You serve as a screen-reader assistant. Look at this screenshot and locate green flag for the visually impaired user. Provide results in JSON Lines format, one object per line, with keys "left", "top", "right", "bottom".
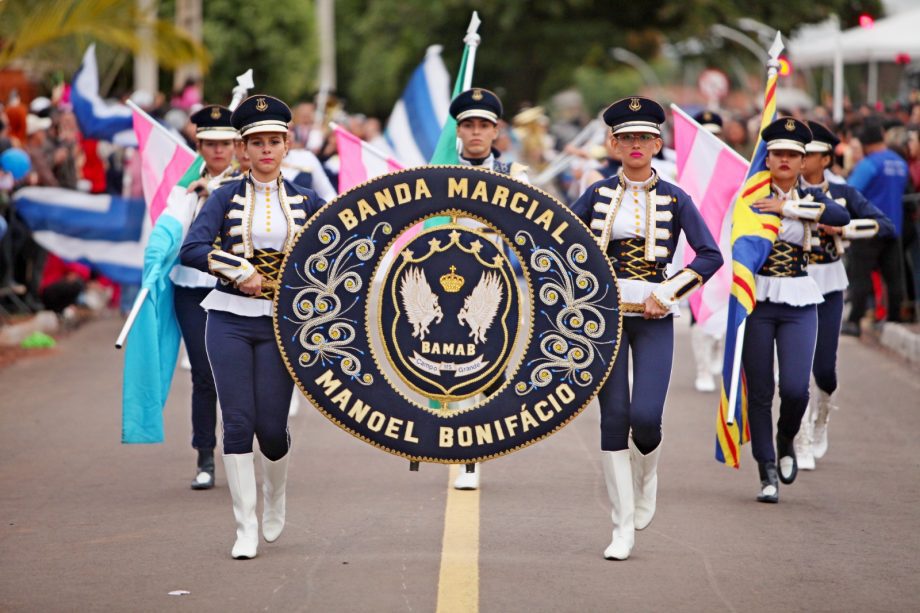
{"left": 428, "top": 44, "right": 470, "bottom": 165}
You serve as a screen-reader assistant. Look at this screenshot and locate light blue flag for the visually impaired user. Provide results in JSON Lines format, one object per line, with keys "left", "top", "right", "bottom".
{"left": 121, "top": 158, "right": 203, "bottom": 443}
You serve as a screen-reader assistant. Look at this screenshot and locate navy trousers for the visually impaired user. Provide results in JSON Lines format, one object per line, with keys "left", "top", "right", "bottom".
{"left": 598, "top": 316, "right": 674, "bottom": 453}
{"left": 812, "top": 290, "right": 844, "bottom": 395}
{"left": 204, "top": 309, "right": 294, "bottom": 460}
{"left": 174, "top": 286, "right": 218, "bottom": 450}
{"left": 742, "top": 300, "right": 818, "bottom": 464}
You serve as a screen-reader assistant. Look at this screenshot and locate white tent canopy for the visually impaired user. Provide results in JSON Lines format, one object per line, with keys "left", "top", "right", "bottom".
{"left": 789, "top": 8, "right": 920, "bottom": 68}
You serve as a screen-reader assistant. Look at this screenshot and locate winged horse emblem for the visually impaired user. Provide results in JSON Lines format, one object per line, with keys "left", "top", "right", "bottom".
{"left": 399, "top": 266, "right": 443, "bottom": 340}
{"left": 457, "top": 272, "right": 503, "bottom": 344}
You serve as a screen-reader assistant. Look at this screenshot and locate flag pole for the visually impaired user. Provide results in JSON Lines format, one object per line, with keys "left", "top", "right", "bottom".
{"left": 117, "top": 70, "right": 254, "bottom": 349}
{"left": 725, "top": 31, "right": 783, "bottom": 425}
{"left": 115, "top": 288, "right": 149, "bottom": 349}
{"left": 461, "top": 12, "right": 481, "bottom": 90}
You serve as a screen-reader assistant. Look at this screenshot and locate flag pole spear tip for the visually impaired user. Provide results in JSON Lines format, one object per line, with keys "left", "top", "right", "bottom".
{"left": 236, "top": 69, "right": 254, "bottom": 90}
{"left": 767, "top": 31, "right": 784, "bottom": 68}
{"left": 465, "top": 11, "right": 481, "bottom": 46}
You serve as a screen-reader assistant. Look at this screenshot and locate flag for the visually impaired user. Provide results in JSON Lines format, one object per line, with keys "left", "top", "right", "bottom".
{"left": 715, "top": 69, "right": 782, "bottom": 468}
{"left": 121, "top": 111, "right": 202, "bottom": 443}
{"left": 13, "top": 187, "right": 147, "bottom": 285}
{"left": 133, "top": 110, "right": 198, "bottom": 222}
{"left": 428, "top": 40, "right": 472, "bottom": 165}
{"left": 71, "top": 44, "right": 134, "bottom": 142}
{"left": 334, "top": 125, "right": 403, "bottom": 193}
{"left": 384, "top": 45, "right": 451, "bottom": 167}
{"left": 671, "top": 105, "right": 749, "bottom": 333}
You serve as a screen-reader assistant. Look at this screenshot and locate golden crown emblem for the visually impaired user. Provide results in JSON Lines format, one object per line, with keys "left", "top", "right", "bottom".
{"left": 785, "top": 119, "right": 796, "bottom": 132}
{"left": 210, "top": 106, "right": 222, "bottom": 119}
{"left": 472, "top": 89, "right": 483, "bottom": 101}
{"left": 439, "top": 265, "right": 465, "bottom": 293}
{"left": 255, "top": 97, "right": 268, "bottom": 112}
{"left": 629, "top": 97, "right": 642, "bottom": 112}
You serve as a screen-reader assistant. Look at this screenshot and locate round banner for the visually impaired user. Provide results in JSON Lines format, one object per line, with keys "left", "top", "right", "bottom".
{"left": 274, "top": 166, "right": 621, "bottom": 463}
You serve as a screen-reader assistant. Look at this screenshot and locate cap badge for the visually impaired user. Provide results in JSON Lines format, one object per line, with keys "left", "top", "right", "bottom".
{"left": 703, "top": 112, "right": 712, "bottom": 121}
{"left": 785, "top": 119, "right": 796, "bottom": 132}
{"left": 255, "top": 97, "right": 268, "bottom": 112}
{"left": 472, "top": 89, "right": 483, "bottom": 101}
{"left": 629, "top": 98, "right": 642, "bottom": 112}
{"left": 210, "top": 106, "right": 221, "bottom": 120}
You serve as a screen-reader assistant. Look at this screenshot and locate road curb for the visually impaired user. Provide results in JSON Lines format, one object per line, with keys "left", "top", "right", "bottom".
{"left": 878, "top": 322, "right": 920, "bottom": 368}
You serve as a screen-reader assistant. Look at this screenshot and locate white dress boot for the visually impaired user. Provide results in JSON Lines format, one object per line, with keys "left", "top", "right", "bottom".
{"left": 691, "top": 326, "right": 716, "bottom": 392}
{"left": 709, "top": 335, "right": 724, "bottom": 378}
{"left": 223, "top": 453, "right": 258, "bottom": 559}
{"left": 812, "top": 389, "right": 836, "bottom": 460}
{"left": 453, "top": 463, "right": 480, "bottom": 490}
{"left": 795, "top": 405, "right": 816, "bottom": 470}
{"left": 261, "top": 452, "right": 289, "bottom": 543}
{"left": 601, "top": 450, "right": 635, "bottom": 560}
{"left": 289, "top": 391, "right": 301, "bottom": 417}
{"left": 628, "top": 439, "right": 661, "bottom": 530}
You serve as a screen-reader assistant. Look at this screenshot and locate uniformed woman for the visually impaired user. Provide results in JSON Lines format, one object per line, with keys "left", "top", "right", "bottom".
{"left": 448, "top": 87, "right": 527, "bottom": 491}
{"left": 571, "top": 97, "right": 723, "bottom": 560}
{"left": 180, "top": 95, "right": 325, "bottom": 559}
{"left": 794, "top": 121, "right": 894, "bottom": 468}
{"left": 173, "top": 104, "right": 238, "bottom": 490}
{"left": 743, "top": 118, "right": 850, "bottom": 504}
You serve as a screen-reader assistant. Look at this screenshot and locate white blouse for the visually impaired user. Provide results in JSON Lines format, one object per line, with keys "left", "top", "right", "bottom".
{"left": 201, "top": 177, "right": 289, "bottom": 317}
{"left": 799, "top": 179, "right": 849, "bottom": 295}
{"left": 170, "top": 168, "right": 236, "bottom": 289}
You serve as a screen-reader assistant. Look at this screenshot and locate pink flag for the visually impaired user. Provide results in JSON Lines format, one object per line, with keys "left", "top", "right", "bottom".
{"left": 133, "top": 110, "right": 197, "bottom": 223}
{"left": 334, "top": 125, "right": 403, "bottom": 194}
{"left": 671, "top": 105, "right": 749, "bottom": 330}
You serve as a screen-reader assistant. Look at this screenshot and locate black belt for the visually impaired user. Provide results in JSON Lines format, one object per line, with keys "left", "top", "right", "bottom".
{"left": 251, "top": 249, "right": 283, "bottom": 301}
{"left": 606, "top": 238, "right": 666, "bottom": 282}
{"left": 809, "top": 234, "right": 840, "bottom": 264}
{"left": 759, "top": 240, "right": 808, "bottom": 277}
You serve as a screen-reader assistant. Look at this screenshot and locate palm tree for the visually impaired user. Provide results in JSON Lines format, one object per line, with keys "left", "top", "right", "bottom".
{"left": 0, "top": 0, "right": 209, "bottom": 73}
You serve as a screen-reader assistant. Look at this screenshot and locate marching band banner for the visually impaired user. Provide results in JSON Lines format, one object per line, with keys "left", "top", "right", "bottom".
{"left": 274, "top": 166, "right": 621, "bottom": 463}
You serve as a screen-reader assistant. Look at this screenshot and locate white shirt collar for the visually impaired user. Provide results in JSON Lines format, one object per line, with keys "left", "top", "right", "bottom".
{"left": 252, "top": 176, "right": 279, "bottom": 192}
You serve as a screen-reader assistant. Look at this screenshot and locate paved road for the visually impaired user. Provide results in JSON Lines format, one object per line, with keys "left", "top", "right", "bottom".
{"left": 1, "top": 315, "right": 918, "bottom": 612}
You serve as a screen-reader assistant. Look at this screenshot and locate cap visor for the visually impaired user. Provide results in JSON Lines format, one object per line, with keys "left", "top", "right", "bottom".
{"left": 766, "top": 140, "right": 806, "bottom": 154}
{"left": 456, "top": 110, "right": 499, "bottom": 123}
{"left": 196, "top": 129, "right": 238, "bottom": 141}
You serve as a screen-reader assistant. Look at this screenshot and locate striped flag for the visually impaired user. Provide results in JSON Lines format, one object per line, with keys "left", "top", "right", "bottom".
{"left": 13, "top": 187, "right": 148, "bottom": 285}
{"left": 133, "top": 110, "right": 198, "bottom": 222}
{"left": 71, "top": 44, "right": 134, "bottom": 142}
{"left": 335, "top": 125, "right": 403, "bottom": 193}
{"left": 715, "top": 66, "right": 782, "bottom": 468}
{"left": 671, "top": 105, "right": 749, "bottom": 333}
{"left": 121, "top": 113, "right": 203, "bottom": 444}
{"left": 384, "top": 45, "right": 451, "bottom": 167}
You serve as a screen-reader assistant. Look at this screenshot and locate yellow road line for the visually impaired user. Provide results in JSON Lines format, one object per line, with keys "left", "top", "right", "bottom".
{"left": 436, "top": 465, "right": 480, "bottom": 613}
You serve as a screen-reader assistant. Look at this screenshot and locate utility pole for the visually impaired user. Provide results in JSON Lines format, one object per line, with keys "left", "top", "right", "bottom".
{"left": 134, "top": 0, "right": 158, "bottom": 100}
{"left": 174, "top": 0, "right": 203, "bottom": 92}
{"left": 315, "top": 0, "right": 336, "bottom": 122}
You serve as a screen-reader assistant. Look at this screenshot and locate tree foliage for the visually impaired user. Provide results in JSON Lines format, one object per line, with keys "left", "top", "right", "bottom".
{"left": 0, "top": 0, "right": 208, "bottom": 72}
{"left": 201, "top": 0, "right": 318, "bottom": 104}
{"left": 330, "top": 0, "right": 884, "bottom": 117}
